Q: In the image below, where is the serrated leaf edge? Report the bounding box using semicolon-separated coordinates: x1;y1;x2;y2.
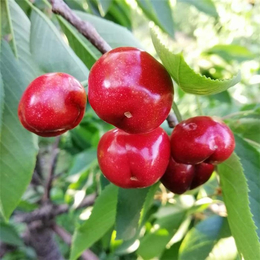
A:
151;28;241;89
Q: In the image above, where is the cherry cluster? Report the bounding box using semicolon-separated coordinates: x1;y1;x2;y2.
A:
18;47;235;194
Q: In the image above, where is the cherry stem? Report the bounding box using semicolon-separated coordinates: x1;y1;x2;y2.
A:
196;95;204;115
49;0;112;54
172;101;182;123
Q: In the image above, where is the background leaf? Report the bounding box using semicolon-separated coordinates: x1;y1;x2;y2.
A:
0;75;4;133
229;119;260;144
151;28;241;95
178;0;218;18
116;187;150;240
234;135;260;240
75;11;143;49
179;216;230;260
136;0;174;38
137;206;186;259
0;222;23;246
0;42;38;220
29;4;89;81
218;153;260;260
97;0;113;16
206;44;255;62
8;0;42;81
70;184;118;260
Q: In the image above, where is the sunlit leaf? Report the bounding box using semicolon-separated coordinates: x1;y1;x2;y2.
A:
151;28;241;95
218;153;260;260
70;184;118;260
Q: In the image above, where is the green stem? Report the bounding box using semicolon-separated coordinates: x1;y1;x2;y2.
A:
172;102;182;122
81;80;88;88
4;0;18;58
196;95;203;115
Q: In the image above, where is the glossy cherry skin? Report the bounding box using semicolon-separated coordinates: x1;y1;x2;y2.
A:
161;157;215;194
18;73;87;137
97;127;171;188
170;116;235;165
88;47;174;134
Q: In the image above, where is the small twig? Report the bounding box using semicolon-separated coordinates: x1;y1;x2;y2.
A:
167;110;179;128
50;0;112;54
52;224;99;260
14;193;96;223
43;136;61;202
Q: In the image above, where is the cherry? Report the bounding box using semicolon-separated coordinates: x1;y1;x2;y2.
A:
161;157;215;194
88;47;174;134
170;116;235;165
18;73;86;137
97;127;170;188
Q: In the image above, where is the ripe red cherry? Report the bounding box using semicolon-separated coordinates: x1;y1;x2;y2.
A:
170;116;235;165
88;47;174;134
161;157;215;194
97;127;170;188
18;73;87;137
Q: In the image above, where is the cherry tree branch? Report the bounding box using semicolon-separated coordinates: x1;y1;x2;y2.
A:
52;224;99;260
15;193;96;223
49;0;112;54
43;136;61;202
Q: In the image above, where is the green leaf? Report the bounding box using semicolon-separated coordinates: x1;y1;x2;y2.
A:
150;0;174;38
151;28;241;95
161;241;182;260
206;44;255;62
0;41;38;220
0;222;23;246
70;184;118;260
229;119;260;144
178;0;218;18
179;216;229;260
137;206;186;259
58;17;98;69
116;187;150;240
8;0;43;81
97;0;113;16
0;75;4;134
114;183;159;255
56;8;143;69
75;11;143;49
218;153;260;260
234;135;260;240
137;0;174;37
28;2;89;81
68;149;97;176
207;237;239;260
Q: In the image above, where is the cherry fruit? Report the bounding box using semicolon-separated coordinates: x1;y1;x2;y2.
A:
97;127;170;188
170;116;235;165
88;47;174;134
161;157;215;194
18;73;86;137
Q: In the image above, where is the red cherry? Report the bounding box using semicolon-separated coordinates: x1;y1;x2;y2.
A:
18;73;87;137
161;157;215;194
170;116;235;165
88;47;174;134
97;127;171;188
